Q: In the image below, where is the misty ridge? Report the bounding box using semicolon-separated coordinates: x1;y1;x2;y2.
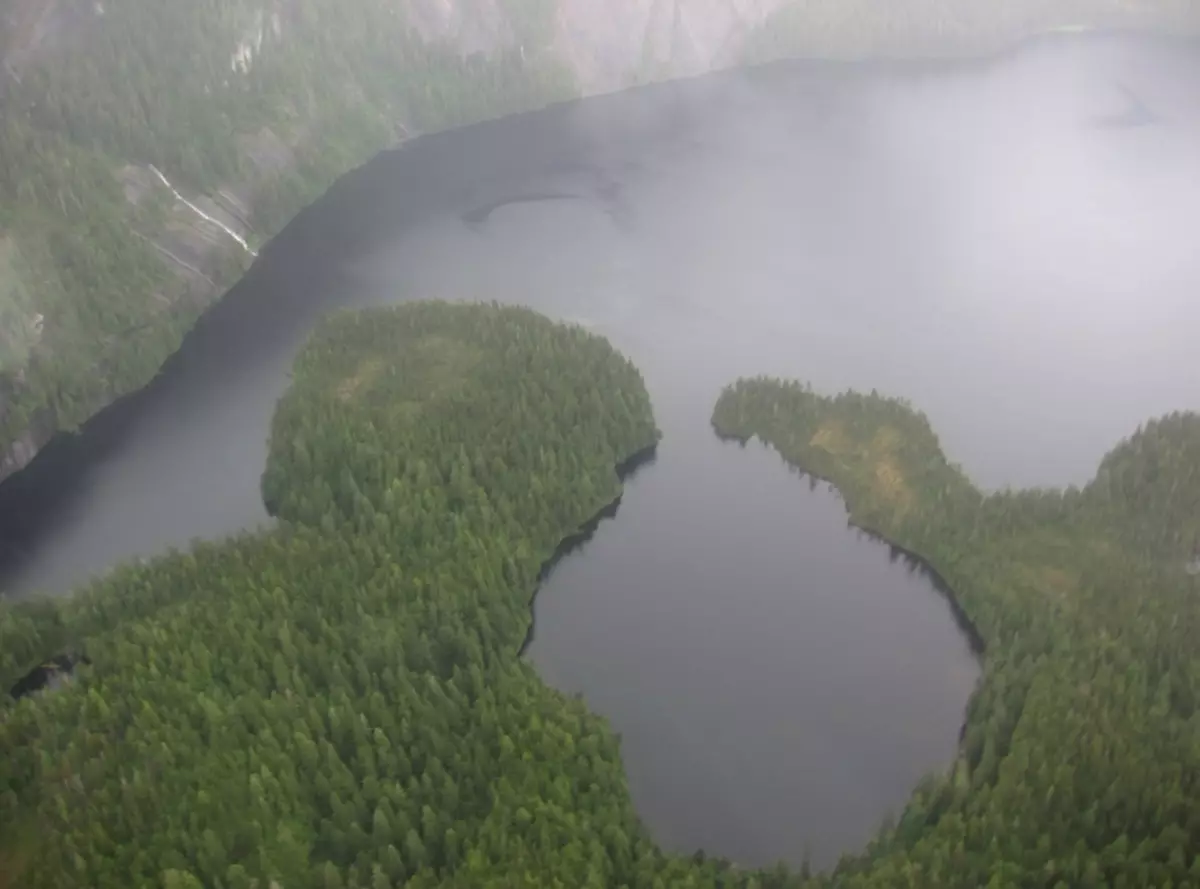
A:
1;0;1199;478
1;5;1200;889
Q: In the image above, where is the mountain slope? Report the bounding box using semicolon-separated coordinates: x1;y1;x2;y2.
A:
0;0;1197;481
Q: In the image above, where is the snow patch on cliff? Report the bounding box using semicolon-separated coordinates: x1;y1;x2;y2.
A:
231;6;284;74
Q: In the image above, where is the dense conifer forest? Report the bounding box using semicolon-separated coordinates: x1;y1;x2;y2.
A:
2;311;1199;887
712;378;1200;888
0;302;676;889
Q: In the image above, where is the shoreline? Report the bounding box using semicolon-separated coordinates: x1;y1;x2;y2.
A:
710;428;987;655
518;442;659;658
4;444;661;699
710;423;988;780
4;28;1199;490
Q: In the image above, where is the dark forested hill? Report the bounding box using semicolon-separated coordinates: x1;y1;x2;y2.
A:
0;301;666;888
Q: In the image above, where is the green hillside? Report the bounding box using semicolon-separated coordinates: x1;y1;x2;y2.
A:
1;0;1198;479
0;0;575;474
0;301;667;888
712;378;1200;888
3;309;1200;886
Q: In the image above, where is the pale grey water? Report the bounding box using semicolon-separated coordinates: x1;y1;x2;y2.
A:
3;34;1200;869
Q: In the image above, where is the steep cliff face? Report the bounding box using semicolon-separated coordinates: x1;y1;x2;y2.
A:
546;0;784;87
0;0;1196;482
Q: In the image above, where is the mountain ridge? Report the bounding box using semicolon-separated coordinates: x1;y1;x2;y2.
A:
1;0;1197;482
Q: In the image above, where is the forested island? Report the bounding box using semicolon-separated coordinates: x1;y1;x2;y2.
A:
712;378;1200;888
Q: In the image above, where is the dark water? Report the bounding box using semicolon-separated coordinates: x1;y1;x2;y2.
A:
4;34;1200;869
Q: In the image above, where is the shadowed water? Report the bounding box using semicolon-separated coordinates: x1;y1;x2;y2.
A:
3;34;1200;869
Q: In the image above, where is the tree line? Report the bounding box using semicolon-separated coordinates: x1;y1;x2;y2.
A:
3;309;1198;887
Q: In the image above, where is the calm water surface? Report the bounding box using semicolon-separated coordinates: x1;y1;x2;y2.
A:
4;34;1200;869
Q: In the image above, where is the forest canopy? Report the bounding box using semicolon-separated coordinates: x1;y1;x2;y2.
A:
0;302;675;889
712;377;1200;888
2;315;1199;888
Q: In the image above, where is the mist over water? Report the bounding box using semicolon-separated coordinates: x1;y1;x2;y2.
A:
2;34;1199;869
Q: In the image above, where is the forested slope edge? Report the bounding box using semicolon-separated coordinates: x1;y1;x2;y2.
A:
2;312;1199;887
0;301;688;889
711;377;1200;888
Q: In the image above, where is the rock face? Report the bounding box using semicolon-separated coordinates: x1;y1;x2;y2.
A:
0;0;1197;483
549;0;786;88
0;425;42;483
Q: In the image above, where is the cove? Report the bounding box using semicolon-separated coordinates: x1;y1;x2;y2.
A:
3;33;1200;870
524;433;979;870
